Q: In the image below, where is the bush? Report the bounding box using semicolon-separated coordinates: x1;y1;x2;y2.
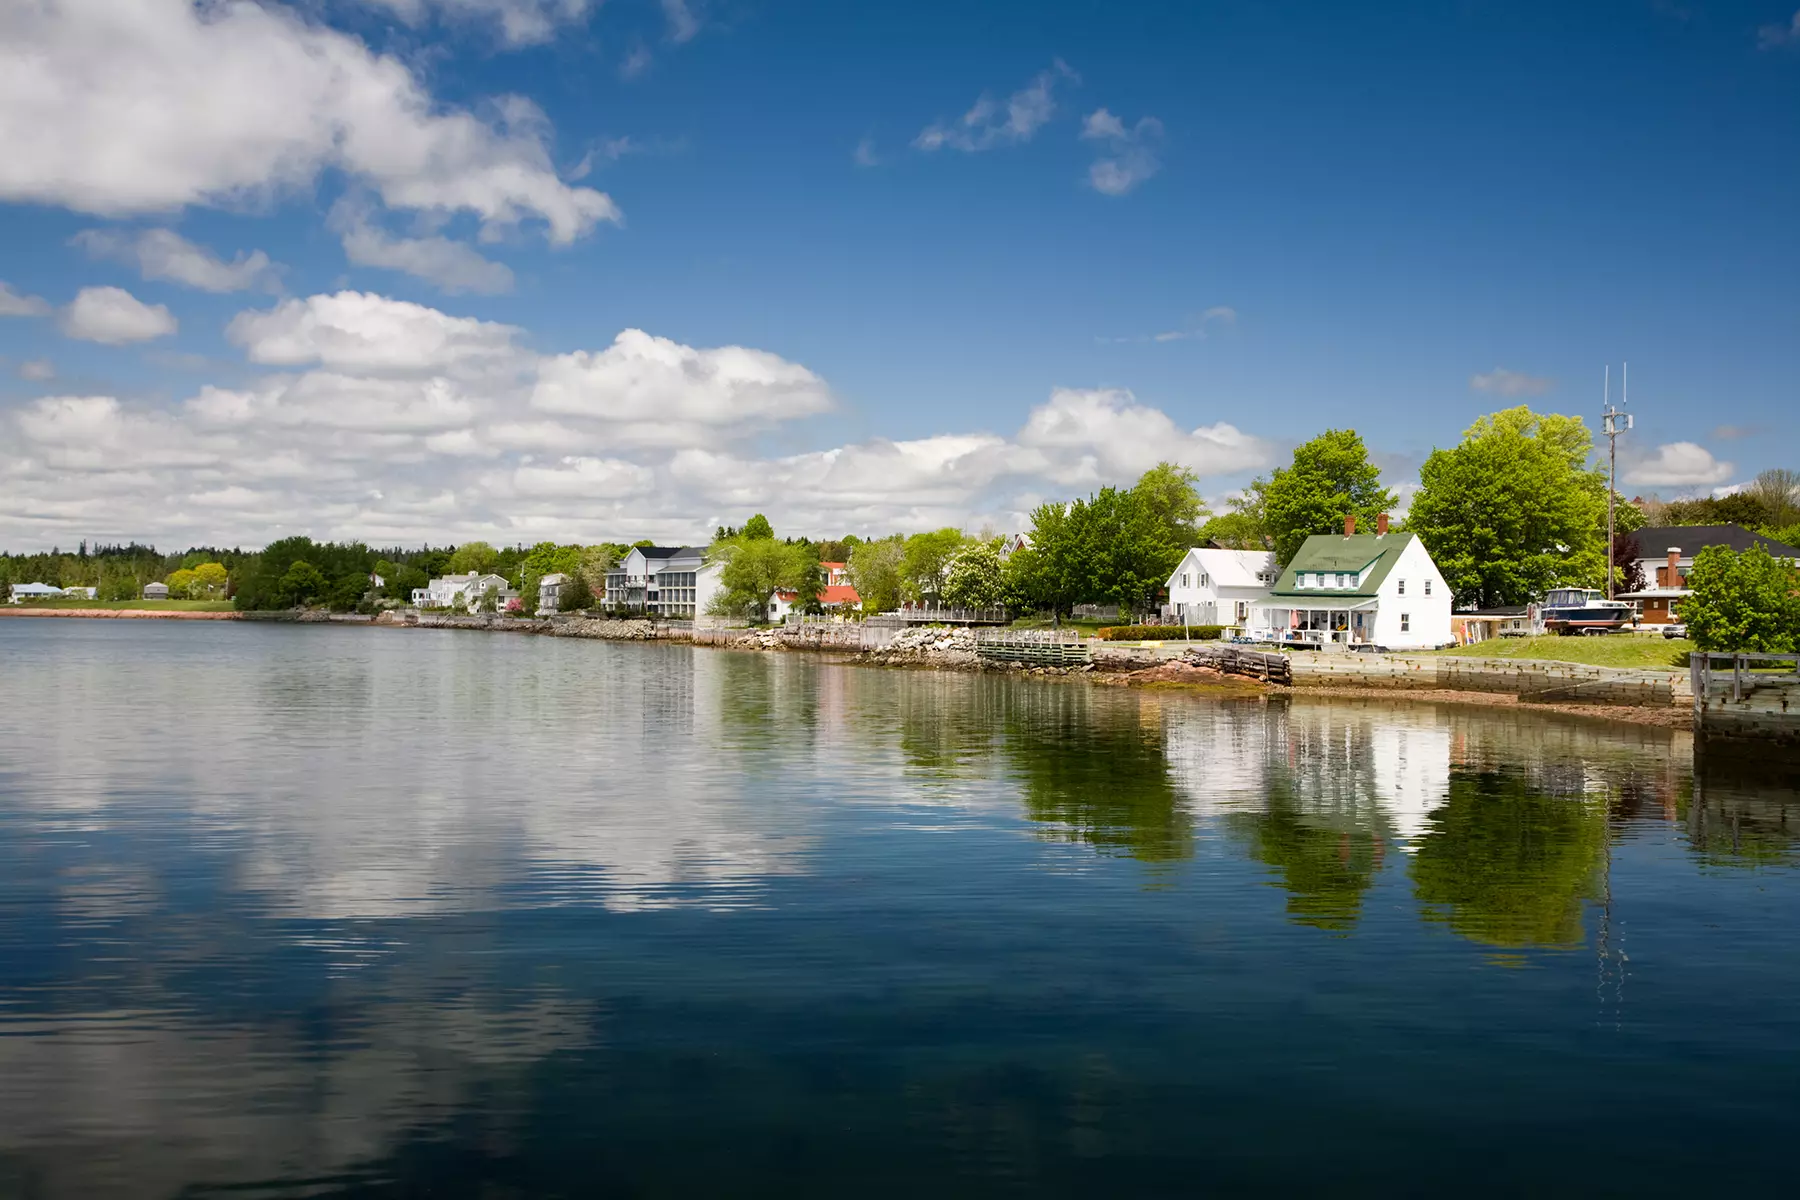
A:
1684;544;1799;653
1097;624;1225;641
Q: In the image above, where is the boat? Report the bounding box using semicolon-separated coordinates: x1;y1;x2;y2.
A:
1540;588;1633;635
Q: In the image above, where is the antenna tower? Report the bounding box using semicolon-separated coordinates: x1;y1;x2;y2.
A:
1602;364;1633;600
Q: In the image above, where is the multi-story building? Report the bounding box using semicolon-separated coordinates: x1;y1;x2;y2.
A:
1616;525;1800;626
604;546;721;618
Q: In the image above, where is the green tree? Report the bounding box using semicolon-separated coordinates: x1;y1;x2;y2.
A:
847;536;905;612
741;513;775;541
1682;544;1799;652
190;562;226;596
901;528;969;601
277;561;328;608
559;575;595;611
1245;429;1396;564
447;541;498;575
166;567;199;598
1196;509;1269;550
1406;407;1609;609
713;538;815;621
1010;499;1091;621
942;540;1007;609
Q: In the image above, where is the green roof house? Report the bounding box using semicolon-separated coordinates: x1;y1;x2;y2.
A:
1249;514;1452;650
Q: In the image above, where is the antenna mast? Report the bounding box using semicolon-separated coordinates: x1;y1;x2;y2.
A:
1602;364;1633;600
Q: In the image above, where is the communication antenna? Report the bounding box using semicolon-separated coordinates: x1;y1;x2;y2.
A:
1602;364;1633;600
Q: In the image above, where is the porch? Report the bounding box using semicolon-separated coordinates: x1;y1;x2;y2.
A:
1250;601;1379;648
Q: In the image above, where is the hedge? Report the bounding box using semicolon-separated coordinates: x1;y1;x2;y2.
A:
1096;624;1225;641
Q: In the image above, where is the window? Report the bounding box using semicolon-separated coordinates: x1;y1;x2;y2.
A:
1424;579;1432;596
1335;573;1347;587
1397;578;1406;595
1201;573;1210;587
1236;600;1249;621
1181;573;1190;588
1401;613;1411;632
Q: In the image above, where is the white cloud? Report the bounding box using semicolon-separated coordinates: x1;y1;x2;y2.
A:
333;207;515;295
58;286;178;344
1016;387;1270;485
1624;442;1735;487
915;61;1079;152
531;329;835;443
0;281;52;317
619;42;653;79
660;0;700;43
1469;367;1552;397
1757;9;1800;48
1079;108;1163;196
17;359;55;381
363;0;594;46
225;292;523;373
0;0;616;243
1102;306;1236;344
0;289;1275;549
73;228;280;292
853;137;880;168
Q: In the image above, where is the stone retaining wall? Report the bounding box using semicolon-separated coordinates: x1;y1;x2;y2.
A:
1287;652;1689;708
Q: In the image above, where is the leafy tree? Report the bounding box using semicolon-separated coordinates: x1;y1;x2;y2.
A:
1658;492;1771;530
942;540;1007;608
447;541;498;575
277;561;328;608
900;528;968;600
817;539;852;563
1196;509;1269;550
1406;407;1609;609
1682;544;1799;652
387;563;428;602
713;537;816;621
191;562;229;596
559;575;595;611
166;567;199;598
1009;499;1090;621
517;541;583;615
1773;523;1800;551
326;572;369;612
1244;429;1396;564
741;513;775;541
847;536;905;612
1612;532;1648;595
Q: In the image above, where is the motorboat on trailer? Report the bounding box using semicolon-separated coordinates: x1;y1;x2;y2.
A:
1541;588;1633;635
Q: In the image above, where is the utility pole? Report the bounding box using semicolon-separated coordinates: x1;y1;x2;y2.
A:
1601;364;1633;600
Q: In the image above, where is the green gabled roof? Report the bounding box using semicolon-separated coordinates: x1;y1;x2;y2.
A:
1271;532;1416;597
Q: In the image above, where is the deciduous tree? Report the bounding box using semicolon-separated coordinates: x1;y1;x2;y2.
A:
1244;430;1395;564
1682;544;1799;652
1406;407;1609;609
942;540;1007;609
847;537;905;613
901;528;969;601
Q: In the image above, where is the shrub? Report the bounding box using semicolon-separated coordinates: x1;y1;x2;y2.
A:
1097;624;1225;641
1683;544;1799;653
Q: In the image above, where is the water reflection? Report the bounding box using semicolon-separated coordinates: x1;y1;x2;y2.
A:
2;622;1797;1196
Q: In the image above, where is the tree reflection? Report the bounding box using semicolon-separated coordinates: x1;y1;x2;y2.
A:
1683;751;1800;869
1228;786;1383;931
1002;688;1191;862
1409;772;1606;949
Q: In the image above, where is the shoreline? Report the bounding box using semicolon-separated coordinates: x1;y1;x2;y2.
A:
3;605;1696;733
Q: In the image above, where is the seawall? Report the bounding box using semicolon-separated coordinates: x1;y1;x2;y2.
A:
1286;652;1689;708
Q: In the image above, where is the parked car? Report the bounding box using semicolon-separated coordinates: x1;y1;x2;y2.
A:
1663;623;1688;640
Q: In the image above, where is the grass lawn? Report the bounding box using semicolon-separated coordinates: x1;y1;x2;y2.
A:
1424;634;1694;669
1010;616;1116;636
7;599;237;612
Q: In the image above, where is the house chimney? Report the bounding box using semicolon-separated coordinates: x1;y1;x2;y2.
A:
1344;514;1356;537
1376;513;1390;536
1666;548;1680;588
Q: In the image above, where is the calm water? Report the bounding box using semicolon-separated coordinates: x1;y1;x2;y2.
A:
1;620;1797;1197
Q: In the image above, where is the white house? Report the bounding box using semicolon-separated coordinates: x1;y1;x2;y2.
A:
412;572;511;612
9;582;64;603
1248;516;1453;650
1164;547;1278;631
604;546;721;618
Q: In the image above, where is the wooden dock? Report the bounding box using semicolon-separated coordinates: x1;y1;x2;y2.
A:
1691;651;1800;745
974;629;1092;666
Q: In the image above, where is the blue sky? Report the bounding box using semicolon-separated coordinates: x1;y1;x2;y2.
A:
2;0;1797;550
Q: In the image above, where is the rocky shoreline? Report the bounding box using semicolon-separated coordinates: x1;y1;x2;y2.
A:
5;605;1694;730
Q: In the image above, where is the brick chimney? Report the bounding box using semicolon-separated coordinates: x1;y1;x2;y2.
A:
1664;547;1680;588
1376;512;1390;536
1344;514;1356;537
